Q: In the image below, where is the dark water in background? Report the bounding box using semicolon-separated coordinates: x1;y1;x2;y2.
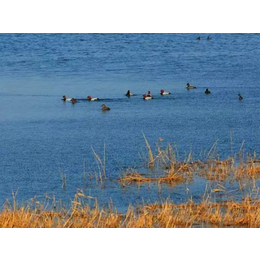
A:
0;33;260;210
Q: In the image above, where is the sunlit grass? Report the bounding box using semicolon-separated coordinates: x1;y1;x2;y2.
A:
1;192;260;228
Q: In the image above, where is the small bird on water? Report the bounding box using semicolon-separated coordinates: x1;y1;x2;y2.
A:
62;95;72;101
102;104;110;111
71;98;77;104
186;83;196;89
87;95;99;101
147;91;152;97
126;90;133;97
238;94;243;100
160;89;171;95
205;88;211;94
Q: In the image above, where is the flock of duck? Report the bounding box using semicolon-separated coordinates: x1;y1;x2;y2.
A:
197;36;211;41
62;82;244;111
61;37;246;111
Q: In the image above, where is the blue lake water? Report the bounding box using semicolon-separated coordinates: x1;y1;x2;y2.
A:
0;33;260;210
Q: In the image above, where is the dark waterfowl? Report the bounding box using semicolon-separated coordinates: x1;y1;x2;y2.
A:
197;37;201;40
207;36;211;40
126;90;133;97
87;95;99;101
71;98;77;104
160;89;171;95
186;83;196;89
102;104;110;111
147;91;152;97
205;88;211;94
238;94;243;100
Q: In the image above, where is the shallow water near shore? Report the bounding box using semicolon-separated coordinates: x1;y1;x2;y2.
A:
0;33;260;211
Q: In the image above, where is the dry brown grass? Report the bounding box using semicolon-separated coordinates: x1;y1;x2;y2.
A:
118;156;260;187
117;139;260;186
164;139;260;180
1;195;260;228
234;161;260;180
194;158;235;181
118;172;186;185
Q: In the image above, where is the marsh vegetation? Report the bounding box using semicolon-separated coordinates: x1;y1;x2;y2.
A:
1;136;260;228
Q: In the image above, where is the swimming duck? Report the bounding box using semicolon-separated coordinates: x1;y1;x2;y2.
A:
207;36;211;40
160;89;171;95
238;94;243;100
205;88;211;94
87;95;99;101
126;90;133;97
143;94;153;100
62;95;72;101
186;83;196;89
102;104;110;111
71;98;77;104
197;37;201;40
147;91;152;97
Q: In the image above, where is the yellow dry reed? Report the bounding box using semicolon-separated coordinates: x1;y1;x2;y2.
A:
1;196;260;228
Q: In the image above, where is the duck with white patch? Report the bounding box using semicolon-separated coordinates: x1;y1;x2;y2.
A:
143;94;153;100
87;95;99;101
160;89;171;95
143;91;153;100
62;95;72;101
